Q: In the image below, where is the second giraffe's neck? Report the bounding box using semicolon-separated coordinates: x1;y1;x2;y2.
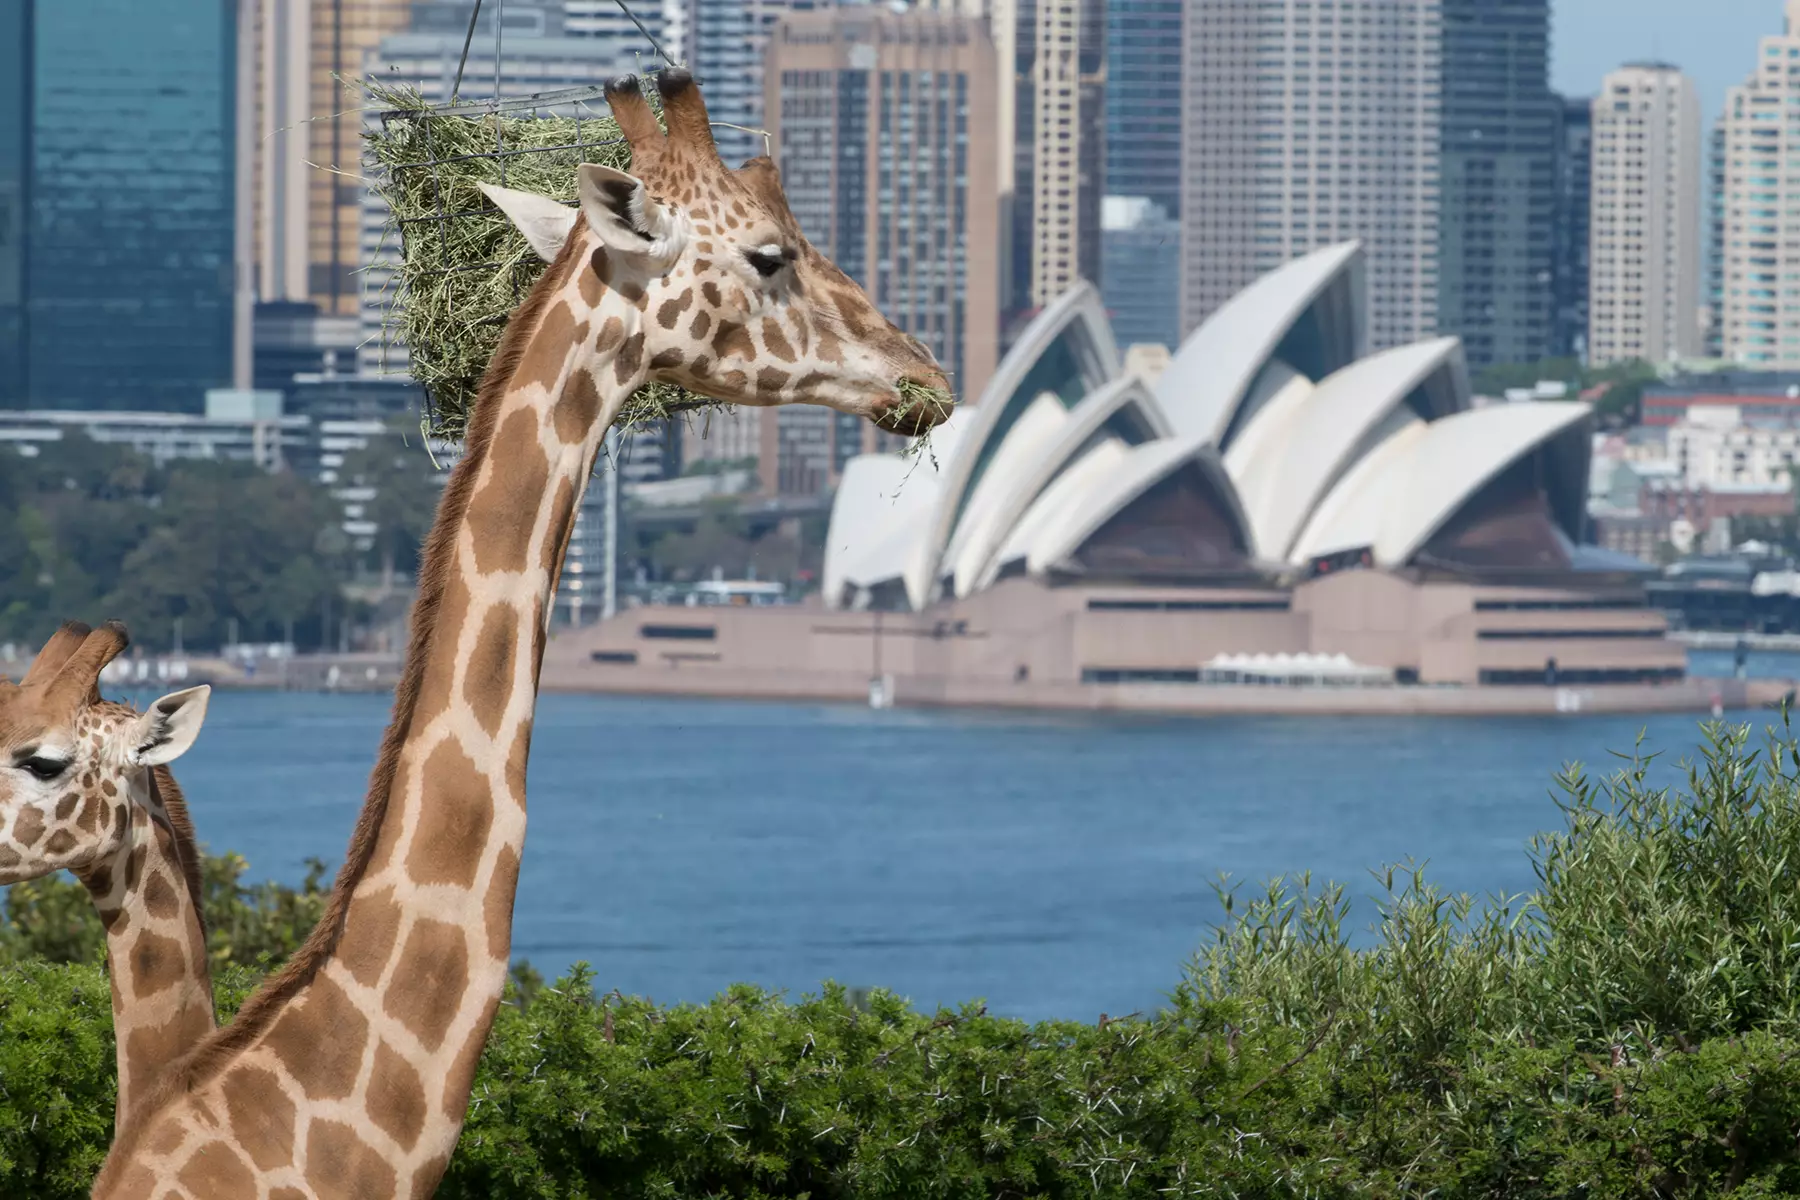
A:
80;766;215;1128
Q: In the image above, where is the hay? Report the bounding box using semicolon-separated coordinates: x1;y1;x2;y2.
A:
363;81;707;441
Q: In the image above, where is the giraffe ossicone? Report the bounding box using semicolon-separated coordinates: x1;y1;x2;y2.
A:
0;620;217;1128
96;66;949;1199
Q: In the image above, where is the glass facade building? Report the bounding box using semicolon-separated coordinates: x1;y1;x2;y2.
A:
1101;197;1180;350
1;0;238;412
1436;0;1557;368
1550;95;1592;362
1103;0;1180;219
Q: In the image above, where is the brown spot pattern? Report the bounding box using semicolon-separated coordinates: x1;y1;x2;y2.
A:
514;301;577;392
144;871;177;919
690;310;712;340
467;409;550;576
76;795;100;832
757;367;791;393
442;994;502;1116
762;319;796;362
306;1120;398;1198
406;739;495;890
712;321;754;361
44;828;75;856
615;331;645;384
555;369;602;444
589;246;611;283
177;1142;258;1195
383;919;470;1051
13;806;44;847
339;885;404;988
649;348;683;371
264;974;369;1100
369;1042;429;1151
463;605;521;738
129;930;184;998
54;793;76;820
701;281;723;307
593;315;626;354
578;259;605;307
656;290;694;329
223;1065;296;1171
487;845;522;961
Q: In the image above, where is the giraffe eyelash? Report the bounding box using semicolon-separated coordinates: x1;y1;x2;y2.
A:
19;756;69;782
744;245;791;279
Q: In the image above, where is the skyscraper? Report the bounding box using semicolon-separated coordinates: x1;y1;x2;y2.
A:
1435;0;1555;367
1004;0;1105;328
308;2;414;319
1;0;239;411
1100;196;1179;350
1550;95;1592;361
1588;63;1702;366
763;5;1000;479
1179;0;1441;351
1716;1;1800;368
1103;0;1179;219
686;0;811;169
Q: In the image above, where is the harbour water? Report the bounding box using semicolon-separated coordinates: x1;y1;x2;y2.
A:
98;650;1800;1021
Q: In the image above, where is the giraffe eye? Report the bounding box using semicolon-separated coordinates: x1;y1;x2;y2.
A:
19;756;68;782
744;246;789;279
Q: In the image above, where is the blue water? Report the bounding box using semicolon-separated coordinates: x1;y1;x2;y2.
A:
109;649;1795;1022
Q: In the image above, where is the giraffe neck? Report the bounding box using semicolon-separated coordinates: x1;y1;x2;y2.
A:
78;765;214;1128
93;228;647;1197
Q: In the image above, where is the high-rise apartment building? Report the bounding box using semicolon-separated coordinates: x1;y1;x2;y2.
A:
687;0;815;169
1706;120;1726;358
1550;95;1593;361
309;1;414;317
1588;62;1702;366
1179;0;1441;351
1436;0;1555;367
1006;0;1105;325
764;6;1000;448
1;0;240;410
1716;1;1800;368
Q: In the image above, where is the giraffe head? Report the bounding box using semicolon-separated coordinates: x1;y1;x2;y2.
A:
0;621;209;884
479;67;954;436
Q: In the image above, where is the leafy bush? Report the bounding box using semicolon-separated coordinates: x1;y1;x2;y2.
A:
13;720;1800;1196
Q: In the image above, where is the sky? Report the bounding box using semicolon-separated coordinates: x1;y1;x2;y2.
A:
1550;0;1786;121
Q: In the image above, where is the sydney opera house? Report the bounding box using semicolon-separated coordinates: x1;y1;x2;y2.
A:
546;243;1743;714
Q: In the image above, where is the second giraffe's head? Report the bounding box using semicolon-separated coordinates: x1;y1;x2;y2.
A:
0;621;209;885
479;67;954;436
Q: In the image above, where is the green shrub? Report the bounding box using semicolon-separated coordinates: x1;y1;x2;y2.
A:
13;719;1800;1196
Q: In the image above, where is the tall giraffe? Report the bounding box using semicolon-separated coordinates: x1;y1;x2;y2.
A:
0;620;215;1125
95;67;950;1198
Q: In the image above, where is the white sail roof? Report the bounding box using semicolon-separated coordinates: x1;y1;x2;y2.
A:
1154;241;1365;445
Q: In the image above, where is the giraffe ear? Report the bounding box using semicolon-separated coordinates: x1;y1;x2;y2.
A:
478;182;580;262
577;163;685;271
129;686;210;768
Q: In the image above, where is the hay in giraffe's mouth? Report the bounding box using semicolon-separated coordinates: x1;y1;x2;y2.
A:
363;81;711;445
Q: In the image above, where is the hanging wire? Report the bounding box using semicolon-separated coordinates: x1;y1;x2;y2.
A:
612;0;678;68
451;0;485;101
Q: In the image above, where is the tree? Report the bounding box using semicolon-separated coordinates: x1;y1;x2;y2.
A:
337;424;445;591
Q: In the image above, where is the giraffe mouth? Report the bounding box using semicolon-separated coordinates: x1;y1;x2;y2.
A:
879;376;955;437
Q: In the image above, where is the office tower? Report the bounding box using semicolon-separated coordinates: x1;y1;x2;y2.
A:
686;0;809;169
1705;119;1725;358
1551;95;1593;361
0;0;239;411
1588;63;1702;366
1179;0;1441;351
1104;0;1179;218
1100;196;1179;350
1436;0;1555;367
1716;1;1800;368
566;0;680;62
309;0;414;318
1006;0;1105;327
765;6;1000;427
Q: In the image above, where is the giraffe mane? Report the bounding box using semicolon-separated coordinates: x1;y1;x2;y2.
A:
150;764;209;951
121;222;592;1122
